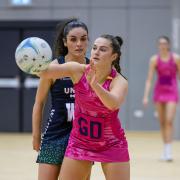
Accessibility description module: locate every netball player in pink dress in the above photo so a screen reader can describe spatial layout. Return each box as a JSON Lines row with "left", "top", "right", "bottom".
{"left": 143, "top": 36, "right": 180, "bottom": 161}
{"left": 40, "top": 34, "right": 130, "bottom": 179}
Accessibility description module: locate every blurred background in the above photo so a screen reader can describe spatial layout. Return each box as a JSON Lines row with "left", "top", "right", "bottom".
{"left": 0, "top": 0, "right": 180, "bottom": 180}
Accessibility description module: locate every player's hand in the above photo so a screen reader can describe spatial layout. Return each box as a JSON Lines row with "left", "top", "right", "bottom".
{"left": 86, "top": 60, "right": 97, "bottom": 88}
{"left": 32, "top": 135, "right": 41, "bottom": 151}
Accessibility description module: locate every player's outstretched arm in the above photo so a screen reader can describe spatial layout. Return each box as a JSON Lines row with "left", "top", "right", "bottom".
{"left": 39, "top": 61, "right": 85, "bottom": 83}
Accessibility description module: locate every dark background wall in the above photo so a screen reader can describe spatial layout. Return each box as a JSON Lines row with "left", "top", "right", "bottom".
{"left": 0, "top": 21, "right": 58, "bottom": 132}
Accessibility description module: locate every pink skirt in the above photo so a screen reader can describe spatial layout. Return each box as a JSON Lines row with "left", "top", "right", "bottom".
{"left": 153, "top": 85, "right": 178, "bottom": 103}
{"left": 65, "top": 137, "right": 130, "bottom": 163}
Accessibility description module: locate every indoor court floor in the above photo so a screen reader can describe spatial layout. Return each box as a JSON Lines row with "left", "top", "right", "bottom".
{"left": 0, "top": 131, "right": 180, "bottom": 180}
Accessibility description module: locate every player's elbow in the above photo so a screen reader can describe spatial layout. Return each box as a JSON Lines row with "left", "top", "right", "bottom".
{"left": 33, "top": 100, "right": 45, "bottom": 112}
{"left": 108, "top": 106, "right": 118, "bottom": 111}
{"left": 106, "top": 101, "right": 121, "bottom": 111}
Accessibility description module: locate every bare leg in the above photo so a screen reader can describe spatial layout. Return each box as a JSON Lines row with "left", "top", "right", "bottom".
{"left": 85, "top": 172, "right": 92, "bottom": 180}
{"left": 164, "top": 102, "right": 176, "bottom": 143}
{"left": 101, "top": 162, "right": 130, "bottom": 180}
{"left": 38, "top": 163, "right": 60, "bottom": 180}
{"left": 162, "top": 102, "right": 177, "bottom": 161}
{"left": 59, "top": 157, "right": 92, "bottom": 180}
{"left": 59, "top": 164, "right": 92, "bottom": 180}
{"left": 155, "top": 103, "right": 166, "bottom": 143}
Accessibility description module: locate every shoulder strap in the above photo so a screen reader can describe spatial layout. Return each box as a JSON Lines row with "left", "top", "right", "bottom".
{"left": 85, "top": 57, "right": 90, "bottom": 64}
{"left": 57, "top": 56, "right": 65, "bottom": 64}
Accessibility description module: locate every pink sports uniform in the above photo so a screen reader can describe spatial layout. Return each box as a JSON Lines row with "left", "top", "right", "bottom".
{"left": 65, "top": 66, "right": 130, "bottom": 162}
{"left": 153, "top": 54, "right": 179, "bottom": 103}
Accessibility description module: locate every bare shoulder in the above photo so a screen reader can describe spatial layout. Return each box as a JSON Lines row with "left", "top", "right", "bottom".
{"left": 119, "top": 74, "right": 128, "bottom": 86}
{"left": 172, "top": 52, "right": 180, "bottom": 59}
{"left": 147, "top": 54, "right": 157, "bottom": 69}
{"left": 150, "top": 54, "right": 158, "bottom": 63}
{"left": 172, "top": 53, "right": 180, "bottom": 62}
{"left": 67, "top": 62, "right": 86, "bottom": 83}
{"left": 111, "top": 73, "right": 128, "bottom": 89}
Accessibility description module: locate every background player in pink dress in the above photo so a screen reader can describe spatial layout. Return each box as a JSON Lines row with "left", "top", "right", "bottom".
{"left": 40, "top": 34, "right": 130, "bottom": 180}
{"left": 143, "top": 36, "right": 180, "bottom": 161}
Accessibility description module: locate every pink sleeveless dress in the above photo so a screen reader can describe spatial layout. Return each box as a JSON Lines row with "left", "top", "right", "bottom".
{"left": 153, "top": 54, "right": 178, "bottom": 103}
{"left": 65, "top": 66, "right": 129, "bottom": 162}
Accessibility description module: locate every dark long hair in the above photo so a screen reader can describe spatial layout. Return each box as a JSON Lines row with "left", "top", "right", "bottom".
{"left": 100, "top": 34, "right": 123, "bottom": 74}
{"left": 54, "top": 18, "right": 88, "bottom": 58}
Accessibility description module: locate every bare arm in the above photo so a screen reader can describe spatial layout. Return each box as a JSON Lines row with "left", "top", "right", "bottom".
{"left": 39, "top": 61, "right": 85, "bottom": 84}
{"left": 88, "top": 72, "right": 128, "bottom": 111}
{"left": 174, "top": 53, "right": 180, "bottom": 79}
{"left": 96, "top": 75, "right": 128, "bottom": 110}
{"left": 32, "top": 78, "right": 52, "bottom": 151}
{"left": 142, "top": 55, "right": 157, "bottom": 106}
